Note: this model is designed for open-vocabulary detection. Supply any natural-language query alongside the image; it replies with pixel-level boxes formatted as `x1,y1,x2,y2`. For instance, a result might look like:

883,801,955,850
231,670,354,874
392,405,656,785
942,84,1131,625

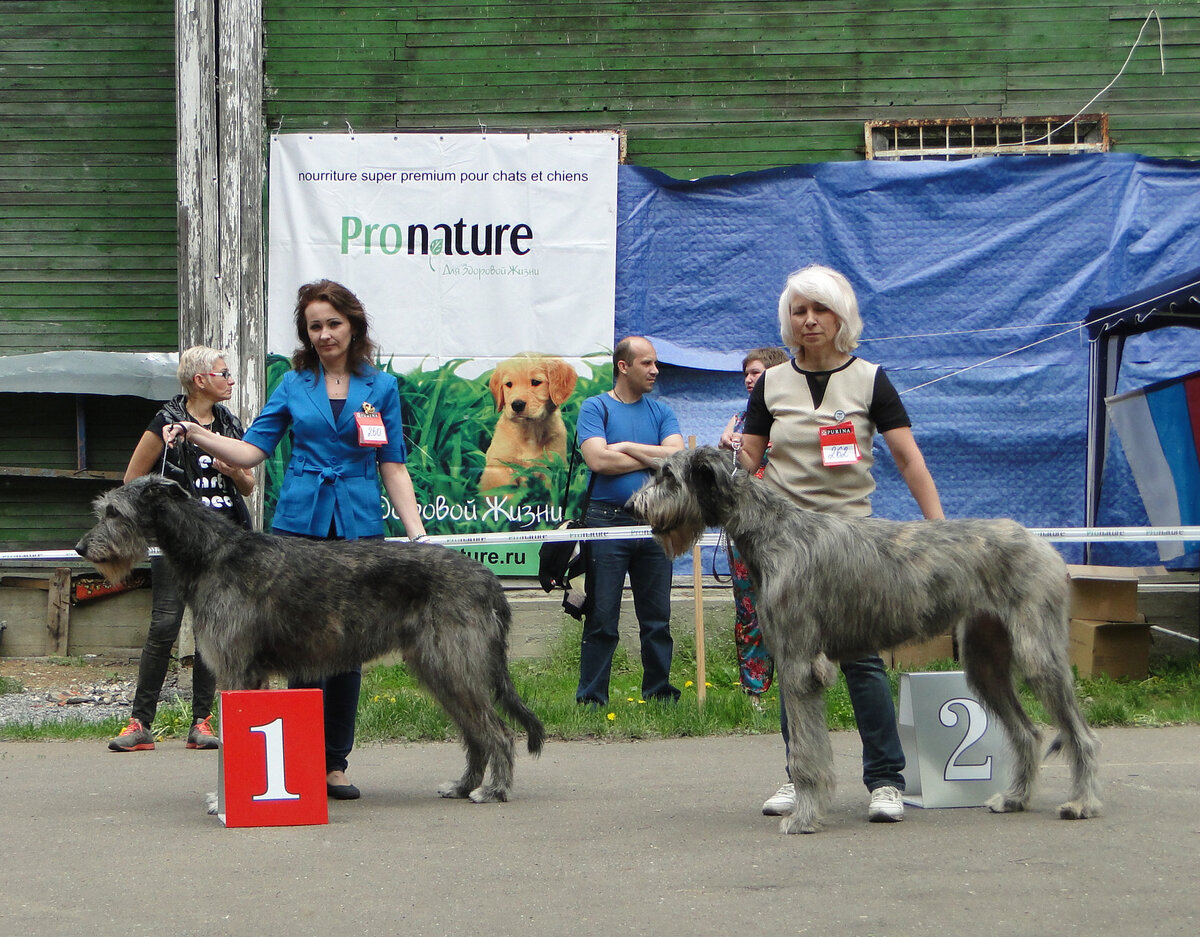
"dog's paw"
205,791,218,815
437,781,468,799
779,813,821,834
1058,799,1101,819
811,654,838,689
468,785,509,804
986,792,1027,814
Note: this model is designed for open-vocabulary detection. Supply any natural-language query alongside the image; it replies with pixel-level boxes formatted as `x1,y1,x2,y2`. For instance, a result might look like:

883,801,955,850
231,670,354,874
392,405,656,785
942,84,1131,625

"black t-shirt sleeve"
870,368,911,433
146,411,170,436
741,372,772,436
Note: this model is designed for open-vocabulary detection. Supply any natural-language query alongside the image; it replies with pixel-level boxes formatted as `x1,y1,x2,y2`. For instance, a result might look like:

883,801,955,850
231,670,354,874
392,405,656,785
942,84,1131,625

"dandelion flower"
685,681,694,688
607,712,616,721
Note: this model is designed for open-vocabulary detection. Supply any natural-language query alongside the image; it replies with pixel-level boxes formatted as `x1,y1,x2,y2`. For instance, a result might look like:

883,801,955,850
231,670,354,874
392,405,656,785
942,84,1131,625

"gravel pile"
0,677,141,726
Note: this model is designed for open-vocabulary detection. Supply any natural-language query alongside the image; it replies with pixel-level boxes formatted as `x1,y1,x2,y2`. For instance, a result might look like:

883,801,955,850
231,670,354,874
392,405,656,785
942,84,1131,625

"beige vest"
760,357,878,516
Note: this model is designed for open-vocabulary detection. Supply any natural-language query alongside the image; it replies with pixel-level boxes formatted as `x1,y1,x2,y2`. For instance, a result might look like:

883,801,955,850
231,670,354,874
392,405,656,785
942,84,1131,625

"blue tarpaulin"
613,153,1200,567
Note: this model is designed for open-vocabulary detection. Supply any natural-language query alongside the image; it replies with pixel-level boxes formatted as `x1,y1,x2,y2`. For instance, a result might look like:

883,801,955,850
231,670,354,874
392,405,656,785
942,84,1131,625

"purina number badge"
355,402,387,447
819,420,861,466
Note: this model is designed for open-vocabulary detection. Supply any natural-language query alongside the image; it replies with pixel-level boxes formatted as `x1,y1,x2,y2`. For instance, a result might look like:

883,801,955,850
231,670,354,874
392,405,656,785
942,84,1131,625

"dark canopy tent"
1084,265,1200,559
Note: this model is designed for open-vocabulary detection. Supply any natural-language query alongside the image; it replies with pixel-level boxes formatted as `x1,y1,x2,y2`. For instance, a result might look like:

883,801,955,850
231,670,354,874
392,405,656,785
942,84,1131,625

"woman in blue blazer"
165,279,427,800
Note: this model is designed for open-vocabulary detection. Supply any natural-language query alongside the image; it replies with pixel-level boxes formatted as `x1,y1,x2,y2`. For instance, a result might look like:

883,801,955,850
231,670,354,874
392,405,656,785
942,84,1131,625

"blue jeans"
276,528,365,775
288,669,362,774
780,655,905,792
576,502,680,705
132,556,216,727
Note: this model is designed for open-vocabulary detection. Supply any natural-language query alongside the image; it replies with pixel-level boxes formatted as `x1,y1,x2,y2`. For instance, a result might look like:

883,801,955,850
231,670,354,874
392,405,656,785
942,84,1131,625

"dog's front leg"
776,658,837,834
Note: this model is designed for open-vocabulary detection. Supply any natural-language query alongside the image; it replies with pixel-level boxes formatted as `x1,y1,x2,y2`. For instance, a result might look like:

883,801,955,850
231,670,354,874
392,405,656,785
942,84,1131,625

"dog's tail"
490,588,546,755
498,674,546,757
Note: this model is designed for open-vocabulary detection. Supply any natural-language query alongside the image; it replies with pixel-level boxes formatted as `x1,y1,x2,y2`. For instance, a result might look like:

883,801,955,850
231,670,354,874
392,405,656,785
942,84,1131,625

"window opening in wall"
865,115,1109,160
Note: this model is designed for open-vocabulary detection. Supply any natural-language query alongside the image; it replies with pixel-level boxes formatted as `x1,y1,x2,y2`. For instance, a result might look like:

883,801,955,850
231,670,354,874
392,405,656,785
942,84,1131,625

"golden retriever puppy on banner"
480,352,578,491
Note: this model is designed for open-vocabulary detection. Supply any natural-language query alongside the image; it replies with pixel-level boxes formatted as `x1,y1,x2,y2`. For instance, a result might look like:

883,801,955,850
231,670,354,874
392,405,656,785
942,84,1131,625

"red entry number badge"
355,403,387,447
819,421,861,466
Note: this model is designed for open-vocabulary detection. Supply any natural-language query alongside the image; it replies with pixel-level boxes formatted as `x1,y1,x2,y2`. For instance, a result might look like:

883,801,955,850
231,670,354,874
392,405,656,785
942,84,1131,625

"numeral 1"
250,717,301,802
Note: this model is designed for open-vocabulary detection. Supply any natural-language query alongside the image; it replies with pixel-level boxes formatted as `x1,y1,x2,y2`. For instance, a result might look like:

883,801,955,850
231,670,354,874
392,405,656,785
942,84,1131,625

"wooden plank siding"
0,0,179,356
2,0,1198,551
0,1,177,547
262,0,1200,178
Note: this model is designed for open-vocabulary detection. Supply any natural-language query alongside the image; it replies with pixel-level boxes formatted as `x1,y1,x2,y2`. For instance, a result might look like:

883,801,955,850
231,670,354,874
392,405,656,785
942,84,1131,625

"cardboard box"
1069,618,1150,680
888,633,955,670
1065,565,1141,623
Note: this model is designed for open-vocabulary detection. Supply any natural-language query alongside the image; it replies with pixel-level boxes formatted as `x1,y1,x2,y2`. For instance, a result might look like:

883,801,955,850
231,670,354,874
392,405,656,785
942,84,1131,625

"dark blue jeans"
277,528,364,775
780,655,905,792
576,502,680,705
132,556,216,727
288,669,362,775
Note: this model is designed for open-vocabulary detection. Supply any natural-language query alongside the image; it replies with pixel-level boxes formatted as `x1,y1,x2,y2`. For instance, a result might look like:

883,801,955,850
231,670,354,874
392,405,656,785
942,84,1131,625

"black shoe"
327,782,361,800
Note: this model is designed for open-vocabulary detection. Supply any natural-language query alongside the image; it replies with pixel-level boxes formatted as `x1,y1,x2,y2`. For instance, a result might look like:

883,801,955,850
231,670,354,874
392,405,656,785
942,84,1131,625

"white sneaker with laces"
761,782,796,816
868,785,905,822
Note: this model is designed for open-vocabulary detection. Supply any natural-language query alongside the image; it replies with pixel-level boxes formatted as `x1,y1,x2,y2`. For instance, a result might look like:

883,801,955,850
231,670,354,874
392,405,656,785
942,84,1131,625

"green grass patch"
3,618,1198,742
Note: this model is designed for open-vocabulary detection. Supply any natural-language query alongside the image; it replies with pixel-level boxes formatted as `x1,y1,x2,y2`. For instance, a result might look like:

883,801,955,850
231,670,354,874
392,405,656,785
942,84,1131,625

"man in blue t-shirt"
575,336,685,705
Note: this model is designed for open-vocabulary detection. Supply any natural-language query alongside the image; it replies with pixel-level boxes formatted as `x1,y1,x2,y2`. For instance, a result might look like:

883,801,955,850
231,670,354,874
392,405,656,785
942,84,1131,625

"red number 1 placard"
216,689,328,828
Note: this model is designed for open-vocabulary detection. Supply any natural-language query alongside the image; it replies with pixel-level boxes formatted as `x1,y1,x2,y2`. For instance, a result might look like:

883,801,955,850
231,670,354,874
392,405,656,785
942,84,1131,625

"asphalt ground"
2,726,1197,937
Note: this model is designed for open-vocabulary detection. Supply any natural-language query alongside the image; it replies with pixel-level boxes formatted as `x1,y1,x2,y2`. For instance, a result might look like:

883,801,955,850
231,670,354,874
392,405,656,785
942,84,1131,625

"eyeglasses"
206,370,234,380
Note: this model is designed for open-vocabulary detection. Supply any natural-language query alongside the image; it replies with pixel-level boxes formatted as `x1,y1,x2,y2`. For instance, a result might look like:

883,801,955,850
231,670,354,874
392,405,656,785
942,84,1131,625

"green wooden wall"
2,0,1199,549
0,0,179,357
263,0,1200,178
1,1,177,548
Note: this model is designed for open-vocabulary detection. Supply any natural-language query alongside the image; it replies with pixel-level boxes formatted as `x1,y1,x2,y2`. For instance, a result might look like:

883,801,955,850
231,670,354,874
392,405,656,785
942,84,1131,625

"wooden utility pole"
175,0,265,429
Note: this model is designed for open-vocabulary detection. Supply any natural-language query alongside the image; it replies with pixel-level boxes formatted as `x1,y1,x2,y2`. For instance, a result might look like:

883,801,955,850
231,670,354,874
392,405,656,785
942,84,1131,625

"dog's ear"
546,358,578,406
142,474,189,502
488,366,508,411
686,448,732,527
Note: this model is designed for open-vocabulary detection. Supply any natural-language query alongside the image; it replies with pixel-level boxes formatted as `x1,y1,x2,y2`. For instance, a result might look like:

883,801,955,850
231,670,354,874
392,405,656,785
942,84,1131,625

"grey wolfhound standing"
628,447,1101,833
76,475,545,804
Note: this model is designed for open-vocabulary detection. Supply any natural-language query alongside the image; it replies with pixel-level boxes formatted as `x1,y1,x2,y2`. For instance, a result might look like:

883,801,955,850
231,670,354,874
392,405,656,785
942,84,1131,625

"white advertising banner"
267,132,618,373
263,133,619,572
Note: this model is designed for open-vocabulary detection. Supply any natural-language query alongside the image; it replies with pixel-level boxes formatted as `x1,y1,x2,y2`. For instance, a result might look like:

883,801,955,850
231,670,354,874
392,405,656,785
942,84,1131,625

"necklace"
611,388,629,404
186,409,214,430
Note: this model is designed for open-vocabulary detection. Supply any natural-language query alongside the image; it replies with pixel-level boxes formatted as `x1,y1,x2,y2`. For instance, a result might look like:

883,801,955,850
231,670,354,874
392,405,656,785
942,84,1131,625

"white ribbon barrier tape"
4,525,1200,564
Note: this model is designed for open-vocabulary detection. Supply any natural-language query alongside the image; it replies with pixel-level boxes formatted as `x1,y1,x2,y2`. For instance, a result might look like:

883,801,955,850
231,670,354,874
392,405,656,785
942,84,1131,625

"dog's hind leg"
1022,656,1102,819
433,704,490,800
960,614,1040,814
469,710,517,803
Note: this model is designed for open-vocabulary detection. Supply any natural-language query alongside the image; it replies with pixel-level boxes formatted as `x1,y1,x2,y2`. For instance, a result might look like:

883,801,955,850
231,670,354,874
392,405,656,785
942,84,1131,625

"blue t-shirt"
577,393,682,507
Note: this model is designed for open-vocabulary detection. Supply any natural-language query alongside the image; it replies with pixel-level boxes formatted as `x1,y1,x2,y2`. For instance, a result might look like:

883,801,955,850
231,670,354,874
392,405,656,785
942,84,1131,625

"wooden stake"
46,567,71,657
688,436,706,705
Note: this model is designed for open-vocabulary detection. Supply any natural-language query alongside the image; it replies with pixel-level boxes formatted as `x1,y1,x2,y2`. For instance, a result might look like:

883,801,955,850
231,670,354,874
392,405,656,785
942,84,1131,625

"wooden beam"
176,0,265,524
46,567,71,656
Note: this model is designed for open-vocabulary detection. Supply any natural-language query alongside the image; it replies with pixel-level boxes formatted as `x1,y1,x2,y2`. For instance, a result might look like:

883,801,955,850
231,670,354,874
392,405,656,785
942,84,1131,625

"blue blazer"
243,365,409,540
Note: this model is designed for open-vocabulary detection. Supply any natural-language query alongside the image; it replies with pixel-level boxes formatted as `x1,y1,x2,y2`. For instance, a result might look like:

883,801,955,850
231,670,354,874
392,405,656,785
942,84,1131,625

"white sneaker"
868,786,904,822
762,782,796,816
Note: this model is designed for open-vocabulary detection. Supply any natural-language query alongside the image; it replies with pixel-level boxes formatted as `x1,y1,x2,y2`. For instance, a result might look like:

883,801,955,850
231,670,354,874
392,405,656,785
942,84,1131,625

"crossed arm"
580,434,686,475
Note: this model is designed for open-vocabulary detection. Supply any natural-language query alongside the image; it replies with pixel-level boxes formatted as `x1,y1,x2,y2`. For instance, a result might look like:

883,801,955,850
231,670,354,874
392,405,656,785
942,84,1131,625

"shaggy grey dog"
76,475,544,804
627,447,1101,833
